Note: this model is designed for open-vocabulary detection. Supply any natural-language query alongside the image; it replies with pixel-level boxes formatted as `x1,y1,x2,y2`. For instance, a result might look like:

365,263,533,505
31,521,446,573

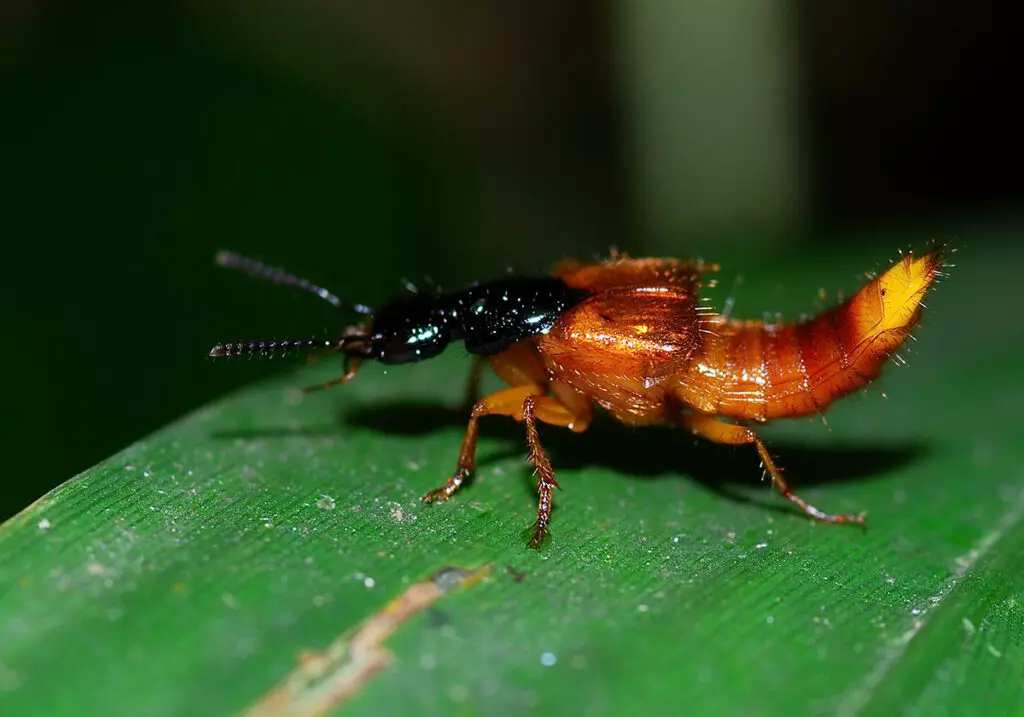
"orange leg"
680,412,867,525
422,384,591,548
522,393,591,547
303,356,362,393
423,385,544,504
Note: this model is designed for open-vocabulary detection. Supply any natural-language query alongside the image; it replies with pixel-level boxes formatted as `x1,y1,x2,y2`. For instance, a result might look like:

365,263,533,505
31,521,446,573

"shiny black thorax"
363,277,590,364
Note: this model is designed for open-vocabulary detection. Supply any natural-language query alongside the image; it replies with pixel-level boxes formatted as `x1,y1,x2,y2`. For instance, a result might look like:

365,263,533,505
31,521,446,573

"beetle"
210,245,947,547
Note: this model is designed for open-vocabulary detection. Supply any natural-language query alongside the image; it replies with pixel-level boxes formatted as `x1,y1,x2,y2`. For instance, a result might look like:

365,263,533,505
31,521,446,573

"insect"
210,245,948,547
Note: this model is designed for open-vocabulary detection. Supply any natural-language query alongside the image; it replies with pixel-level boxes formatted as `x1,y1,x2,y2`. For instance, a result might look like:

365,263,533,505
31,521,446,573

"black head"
353,291,453,364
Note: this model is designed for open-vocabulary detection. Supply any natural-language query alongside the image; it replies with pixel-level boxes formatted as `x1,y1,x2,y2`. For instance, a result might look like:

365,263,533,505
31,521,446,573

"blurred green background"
0,1,1019,523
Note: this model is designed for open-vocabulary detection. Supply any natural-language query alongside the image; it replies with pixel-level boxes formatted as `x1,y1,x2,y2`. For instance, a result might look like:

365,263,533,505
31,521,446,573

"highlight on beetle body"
210,244,950,547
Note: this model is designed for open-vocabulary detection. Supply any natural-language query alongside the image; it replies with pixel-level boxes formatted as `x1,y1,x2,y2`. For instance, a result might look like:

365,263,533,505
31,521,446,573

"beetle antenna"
209,338,334,358
215,251,374,316
208,335,372,359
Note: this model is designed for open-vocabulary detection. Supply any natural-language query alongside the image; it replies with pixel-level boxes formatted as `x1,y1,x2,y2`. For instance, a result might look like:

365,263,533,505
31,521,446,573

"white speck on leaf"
962,617,976,637
317,495,336,510
390,503,412,522
540,652,557,666
37,519,52,532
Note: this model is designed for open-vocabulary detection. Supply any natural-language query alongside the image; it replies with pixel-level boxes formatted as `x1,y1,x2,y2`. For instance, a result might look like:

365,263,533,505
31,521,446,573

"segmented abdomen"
674,247,946,422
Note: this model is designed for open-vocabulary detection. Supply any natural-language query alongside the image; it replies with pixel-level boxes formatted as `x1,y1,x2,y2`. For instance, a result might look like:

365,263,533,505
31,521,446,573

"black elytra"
363,277,592,364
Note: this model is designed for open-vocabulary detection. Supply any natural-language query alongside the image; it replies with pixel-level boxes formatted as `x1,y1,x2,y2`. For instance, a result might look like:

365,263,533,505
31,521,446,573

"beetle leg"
302,356,362,393
423,385,546,505
680,412,867,525
422,384,592,548
521,394,591,548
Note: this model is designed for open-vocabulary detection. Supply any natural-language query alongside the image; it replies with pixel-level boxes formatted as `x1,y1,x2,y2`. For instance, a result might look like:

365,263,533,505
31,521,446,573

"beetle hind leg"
680,412,867,525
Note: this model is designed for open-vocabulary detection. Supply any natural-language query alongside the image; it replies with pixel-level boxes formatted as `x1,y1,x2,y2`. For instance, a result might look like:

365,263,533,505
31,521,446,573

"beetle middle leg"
680,412,867,525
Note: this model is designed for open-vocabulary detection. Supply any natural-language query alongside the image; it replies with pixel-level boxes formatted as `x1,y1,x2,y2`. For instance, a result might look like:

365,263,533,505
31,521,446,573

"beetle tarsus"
422,468,470,504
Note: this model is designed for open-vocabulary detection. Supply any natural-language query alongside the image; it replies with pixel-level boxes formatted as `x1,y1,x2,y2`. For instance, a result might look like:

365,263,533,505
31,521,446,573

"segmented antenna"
209,338,333,358
215,251,373,315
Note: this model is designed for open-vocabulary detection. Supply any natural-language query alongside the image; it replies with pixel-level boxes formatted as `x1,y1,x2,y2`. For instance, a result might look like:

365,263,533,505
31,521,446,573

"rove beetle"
210,246,947,547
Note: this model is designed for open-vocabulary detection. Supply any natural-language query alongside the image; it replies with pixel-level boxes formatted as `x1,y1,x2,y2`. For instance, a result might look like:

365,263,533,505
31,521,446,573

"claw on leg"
422,469,470,504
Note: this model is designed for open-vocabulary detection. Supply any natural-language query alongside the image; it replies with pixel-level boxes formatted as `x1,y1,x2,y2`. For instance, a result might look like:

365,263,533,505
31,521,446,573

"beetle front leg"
422,384,592,548
422,385,545,504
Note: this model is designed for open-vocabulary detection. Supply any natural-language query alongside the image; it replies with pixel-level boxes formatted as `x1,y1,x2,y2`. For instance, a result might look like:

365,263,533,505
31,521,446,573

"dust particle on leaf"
389,502,415,523
317,495,337,510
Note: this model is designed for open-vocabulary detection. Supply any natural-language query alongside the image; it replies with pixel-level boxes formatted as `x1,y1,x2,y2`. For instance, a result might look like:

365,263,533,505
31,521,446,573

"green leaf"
2,238,1022,716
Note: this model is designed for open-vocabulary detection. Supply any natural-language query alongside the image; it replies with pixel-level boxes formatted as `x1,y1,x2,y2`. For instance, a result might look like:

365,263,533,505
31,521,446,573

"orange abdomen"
673,247,946,422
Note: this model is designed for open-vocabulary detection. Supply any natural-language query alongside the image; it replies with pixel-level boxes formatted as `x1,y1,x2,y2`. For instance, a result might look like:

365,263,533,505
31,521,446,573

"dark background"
1,2,1020,521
